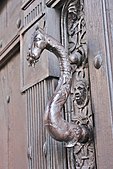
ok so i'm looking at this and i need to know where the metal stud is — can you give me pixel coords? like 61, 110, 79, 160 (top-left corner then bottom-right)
16, 18, 21, 29
0, 40, 2, 48
7, 96, 10, 104
94, 53, 102, 69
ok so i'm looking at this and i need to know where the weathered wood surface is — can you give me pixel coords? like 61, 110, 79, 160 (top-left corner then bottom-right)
0, 0, 22, 53
85, 0, 113, 168
0, 51, 28, 169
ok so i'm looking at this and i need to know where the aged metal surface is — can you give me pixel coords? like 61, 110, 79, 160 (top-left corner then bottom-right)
27, 26, 92, 147
93, 53, 102, 69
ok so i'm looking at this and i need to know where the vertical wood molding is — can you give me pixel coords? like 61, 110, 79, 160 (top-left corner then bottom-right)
26, 78, 67, 169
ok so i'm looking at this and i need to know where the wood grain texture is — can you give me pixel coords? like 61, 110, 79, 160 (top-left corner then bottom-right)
26, 78, 67, 169
0, 51, 28, 169
0, 0, 21, 53
0, 65, 8, 169
85, 0, 113, 168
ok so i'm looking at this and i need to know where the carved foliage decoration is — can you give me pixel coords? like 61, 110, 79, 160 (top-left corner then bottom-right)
61, 0, 96, 168
68, 0, 87, 67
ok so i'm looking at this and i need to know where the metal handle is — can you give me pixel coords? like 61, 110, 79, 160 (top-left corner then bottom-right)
27, 26, 92, 147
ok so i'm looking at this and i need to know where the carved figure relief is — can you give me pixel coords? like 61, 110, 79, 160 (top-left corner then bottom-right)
61, 0, 96, 168
73, 79, 89, 109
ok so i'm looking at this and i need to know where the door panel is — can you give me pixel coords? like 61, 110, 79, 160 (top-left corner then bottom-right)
85, 0, 113, 168
7, 52, 27, 169
0, 0, 22, 53
0, 51, 28, 169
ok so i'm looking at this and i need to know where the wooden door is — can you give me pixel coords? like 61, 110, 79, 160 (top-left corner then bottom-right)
0, 0, 113, 169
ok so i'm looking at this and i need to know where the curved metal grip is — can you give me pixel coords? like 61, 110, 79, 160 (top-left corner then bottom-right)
27, 27, 92, 147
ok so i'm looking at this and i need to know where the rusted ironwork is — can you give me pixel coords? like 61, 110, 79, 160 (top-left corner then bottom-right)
27, 26, 92, 147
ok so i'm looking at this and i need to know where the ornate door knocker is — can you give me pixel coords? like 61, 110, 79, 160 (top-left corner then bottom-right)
27, 26, 93, 147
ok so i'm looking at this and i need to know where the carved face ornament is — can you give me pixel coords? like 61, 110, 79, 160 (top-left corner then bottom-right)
73, 80, 89, 109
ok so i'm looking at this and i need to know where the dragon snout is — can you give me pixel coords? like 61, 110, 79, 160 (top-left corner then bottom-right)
27, 47, 41, 66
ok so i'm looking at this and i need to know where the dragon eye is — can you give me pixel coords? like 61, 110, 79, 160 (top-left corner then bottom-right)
34, 36, 41, 41
36, 37, 41, 41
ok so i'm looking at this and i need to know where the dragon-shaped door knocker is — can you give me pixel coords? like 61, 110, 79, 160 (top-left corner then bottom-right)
27, 26, 92, 147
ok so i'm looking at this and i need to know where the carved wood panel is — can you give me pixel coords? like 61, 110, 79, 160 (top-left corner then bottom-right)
20, 16, 48, 91
26, 78, 67, 169
61, 0, 96, 168
20, 0, 60, 91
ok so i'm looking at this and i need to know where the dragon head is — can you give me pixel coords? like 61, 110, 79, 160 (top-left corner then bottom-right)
27, 26, 47, 66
